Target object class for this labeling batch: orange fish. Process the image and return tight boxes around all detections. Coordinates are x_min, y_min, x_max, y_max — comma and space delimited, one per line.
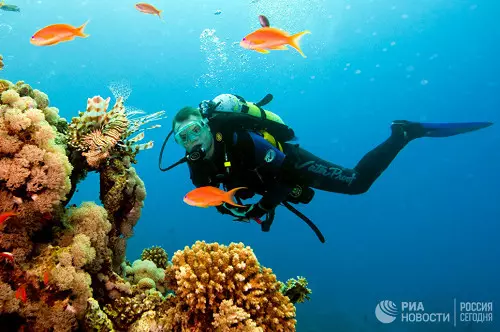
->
15, 285, 27, 303
30, 20, 90, 46
183, 186, 247, 208
0, 211, 16, 224
43, 271, 50, 286
135, 3, 163, 19
240, 27, 311, 58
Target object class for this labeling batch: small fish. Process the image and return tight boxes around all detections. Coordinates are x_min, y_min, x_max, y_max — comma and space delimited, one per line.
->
135, 3, 163, 19
0, 211, 16, 224
214, 9, 222, 15
0, 252, 14, 262
15, 285, 27, 303
240, 27, 311, 58
43, 271, 50, 286
259, 15, 270, 27
30, 21, 90, 46
183, 186, 247, 208
0, 54, 3, 70
0, 1, 20, 12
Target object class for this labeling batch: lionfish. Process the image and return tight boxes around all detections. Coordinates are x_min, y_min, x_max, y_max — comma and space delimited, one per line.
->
68, 95, 165, 168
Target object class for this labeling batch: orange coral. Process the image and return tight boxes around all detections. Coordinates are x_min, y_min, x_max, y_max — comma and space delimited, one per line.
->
165, 241, 297, 331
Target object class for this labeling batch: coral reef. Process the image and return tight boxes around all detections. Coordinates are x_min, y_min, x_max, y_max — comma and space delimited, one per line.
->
141, 245, 169, 269
0, 79, 310, 331
0, 54, 4, 70
164, 241, 297, 331
0, 83, 72, 219
280, 276, 312, 304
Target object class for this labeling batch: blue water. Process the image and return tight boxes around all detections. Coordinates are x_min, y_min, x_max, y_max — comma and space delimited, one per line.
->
1, 0, 498, 331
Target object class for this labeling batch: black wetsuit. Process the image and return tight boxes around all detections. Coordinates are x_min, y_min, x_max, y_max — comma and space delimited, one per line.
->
187, 122, 410, 212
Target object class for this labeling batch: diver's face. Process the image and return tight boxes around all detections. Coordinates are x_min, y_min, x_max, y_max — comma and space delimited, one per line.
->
174, 115, 212, 153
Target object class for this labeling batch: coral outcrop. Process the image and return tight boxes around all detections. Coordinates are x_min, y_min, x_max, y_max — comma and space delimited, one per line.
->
141, 245, 169, 269
280, 276, 312, 304
164, 241, 297, 331
0, 79, 310, 331
0, 83, 72, 219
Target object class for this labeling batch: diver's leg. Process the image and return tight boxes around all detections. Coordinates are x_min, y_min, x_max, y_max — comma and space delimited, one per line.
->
283, 119, 493, 195
283, 124, 413, 194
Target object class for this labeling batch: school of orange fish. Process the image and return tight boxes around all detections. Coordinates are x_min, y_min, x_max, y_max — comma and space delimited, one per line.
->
27, 2, 311, 57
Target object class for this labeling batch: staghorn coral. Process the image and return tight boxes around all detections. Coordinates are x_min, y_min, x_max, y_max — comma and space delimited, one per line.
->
141, 245, 169, 269
164, 241, 297, 331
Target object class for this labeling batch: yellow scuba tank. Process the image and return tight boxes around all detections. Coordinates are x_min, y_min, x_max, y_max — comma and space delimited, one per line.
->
211, 94, 285, 151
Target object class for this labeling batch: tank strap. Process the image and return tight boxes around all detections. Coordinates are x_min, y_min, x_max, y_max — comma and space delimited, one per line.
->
233, 94, 267, 120
256, 105, 267, 119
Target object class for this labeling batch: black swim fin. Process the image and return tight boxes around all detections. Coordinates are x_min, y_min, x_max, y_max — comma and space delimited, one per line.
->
391, 120, 493, 140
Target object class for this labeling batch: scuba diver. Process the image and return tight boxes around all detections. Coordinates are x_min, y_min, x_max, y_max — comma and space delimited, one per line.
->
159, 93, 493, 243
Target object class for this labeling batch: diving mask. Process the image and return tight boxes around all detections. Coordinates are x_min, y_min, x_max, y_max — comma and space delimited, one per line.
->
174, 120, 208, 145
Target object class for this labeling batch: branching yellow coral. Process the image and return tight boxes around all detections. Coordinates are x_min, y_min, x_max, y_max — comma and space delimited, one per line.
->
0, 83, 73, 217
212, 299, 262, 331
165, 241, 297, 332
